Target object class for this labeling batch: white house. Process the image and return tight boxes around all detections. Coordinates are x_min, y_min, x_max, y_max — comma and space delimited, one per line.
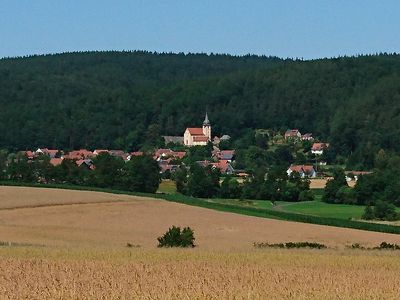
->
287, 165, 317, 178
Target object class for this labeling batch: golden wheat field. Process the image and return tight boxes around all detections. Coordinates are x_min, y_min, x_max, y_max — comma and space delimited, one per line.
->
0, 186, 400, 299
0, 247, 400, 299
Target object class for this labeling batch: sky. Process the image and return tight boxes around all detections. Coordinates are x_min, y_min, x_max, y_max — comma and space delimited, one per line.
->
0, 1, 399, 59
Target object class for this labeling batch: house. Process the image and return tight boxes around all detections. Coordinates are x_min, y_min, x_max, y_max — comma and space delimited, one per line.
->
284, 129, 302, 140
93, 149, 109, 155
287, 165, 317, 178
183, 113, 212, 146
213, 134, 231, 145
311, 143, 329, 155
109, 150, 129, 161
213, 150, 235, 162
345, 171, 373, 182
220, 135, 231, 141
158, 161, 179, 174
170, 151, 186, 160
154, 149, 173, 161
50, 158, 63, 166
127, 151, 144, 160
25, 151, 35, 160
35, 148, 60, 158
76, 159, 95, 170
301, 133, 314, 141
212, 160, 235, 175
64, 149, 94, 160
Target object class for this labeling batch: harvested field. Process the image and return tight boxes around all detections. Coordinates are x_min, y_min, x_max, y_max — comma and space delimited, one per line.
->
0, 186, 399, 250
310, 179, 355, 189
0, 247, 399, 299
0, 186, 134, 209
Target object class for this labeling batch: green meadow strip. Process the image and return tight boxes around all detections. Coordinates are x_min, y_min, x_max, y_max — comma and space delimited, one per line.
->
1, 181, 399, 234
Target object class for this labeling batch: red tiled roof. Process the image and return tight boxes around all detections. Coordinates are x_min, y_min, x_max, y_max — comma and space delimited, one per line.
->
131, 151, 144, 156
171, 151, 186, 159
64, 149, 94, 160
289, 165, 315, 174
94, 149, 109, 154
312, 143, 329, 151
193, 136, 209, 142
187, 128, 204, 135
50, 158, 63, 166
25, 151, 35, 158
285, 129, 300, 137
155, 149, 173, 157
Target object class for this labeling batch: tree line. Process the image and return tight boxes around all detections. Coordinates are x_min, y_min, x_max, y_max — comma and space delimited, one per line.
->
0, 152, 161, 193
174, 163, 313, 202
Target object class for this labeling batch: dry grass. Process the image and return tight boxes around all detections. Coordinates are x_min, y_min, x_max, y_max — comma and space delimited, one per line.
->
0, 186, 399, 250
0, 247, 399, 299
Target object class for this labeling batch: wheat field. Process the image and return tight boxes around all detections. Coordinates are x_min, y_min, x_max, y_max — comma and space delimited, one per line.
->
0, 247, 399, 299
0, 186, 399, 250
0, 186, 400, 299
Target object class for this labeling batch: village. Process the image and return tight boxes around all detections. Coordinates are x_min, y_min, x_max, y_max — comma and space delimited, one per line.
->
19, 113, 362, 185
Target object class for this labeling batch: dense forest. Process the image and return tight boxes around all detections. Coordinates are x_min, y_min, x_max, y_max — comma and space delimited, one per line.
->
0, 51, 399, 167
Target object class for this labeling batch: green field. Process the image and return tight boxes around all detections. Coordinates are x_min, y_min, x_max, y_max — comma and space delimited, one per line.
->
275, 201, 365, 219
157, 180, 177, 194
158, 180, 378, 220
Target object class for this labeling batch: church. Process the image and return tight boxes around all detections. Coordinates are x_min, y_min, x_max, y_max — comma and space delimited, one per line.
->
183, 113, 212, 146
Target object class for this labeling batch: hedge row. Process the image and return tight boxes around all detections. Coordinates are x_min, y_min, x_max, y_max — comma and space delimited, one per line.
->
1, 181, 400, 235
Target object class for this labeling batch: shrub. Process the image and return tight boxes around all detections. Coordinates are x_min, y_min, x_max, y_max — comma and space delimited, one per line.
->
362, 201, 399, 221
253, 241, 327, 249
376, 242, 400, 250
157, 226, 195, 248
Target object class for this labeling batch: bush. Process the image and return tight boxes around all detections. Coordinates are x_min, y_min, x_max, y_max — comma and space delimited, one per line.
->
253, 241, 327, 249
157, 226, 195, 248
362, 200, 399, 221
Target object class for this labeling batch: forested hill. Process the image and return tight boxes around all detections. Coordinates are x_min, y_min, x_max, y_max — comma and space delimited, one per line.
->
1, 51, 400, 163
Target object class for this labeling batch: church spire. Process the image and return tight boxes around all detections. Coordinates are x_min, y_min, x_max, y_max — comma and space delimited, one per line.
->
203, 111, 210, 126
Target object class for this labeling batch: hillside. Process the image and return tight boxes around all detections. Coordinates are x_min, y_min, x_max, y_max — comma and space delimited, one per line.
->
1, 51, 400, 164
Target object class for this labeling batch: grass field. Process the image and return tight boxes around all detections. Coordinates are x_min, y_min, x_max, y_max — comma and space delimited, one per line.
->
280, 201, 365, 219
1, 186, 400, 298
157, 179, 177, 194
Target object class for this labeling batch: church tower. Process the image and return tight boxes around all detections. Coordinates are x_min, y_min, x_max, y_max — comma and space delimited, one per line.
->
202, 112, 211, 140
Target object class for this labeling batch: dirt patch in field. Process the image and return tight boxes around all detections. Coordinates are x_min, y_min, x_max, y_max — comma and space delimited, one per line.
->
0, 186, 398, 250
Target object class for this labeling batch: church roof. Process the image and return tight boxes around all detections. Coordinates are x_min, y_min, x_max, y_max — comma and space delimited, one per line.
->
186, 128, 204, 135
193, 136, 209, 142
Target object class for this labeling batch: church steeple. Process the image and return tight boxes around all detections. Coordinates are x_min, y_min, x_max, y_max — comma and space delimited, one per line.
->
203, 112, 210, 126
202, 112, 211, 140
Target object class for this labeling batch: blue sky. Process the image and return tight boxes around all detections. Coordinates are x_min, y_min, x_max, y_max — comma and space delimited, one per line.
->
0, 1, 399, 59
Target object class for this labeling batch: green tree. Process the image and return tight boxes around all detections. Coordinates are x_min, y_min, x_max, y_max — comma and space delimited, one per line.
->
121, 156, 161, 193
322, 168, 348, 203
157, 226, 195, 248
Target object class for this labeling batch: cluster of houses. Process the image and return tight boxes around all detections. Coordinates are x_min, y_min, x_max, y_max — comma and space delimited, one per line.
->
284, 128, 331, 178
22, 146, 239, 176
